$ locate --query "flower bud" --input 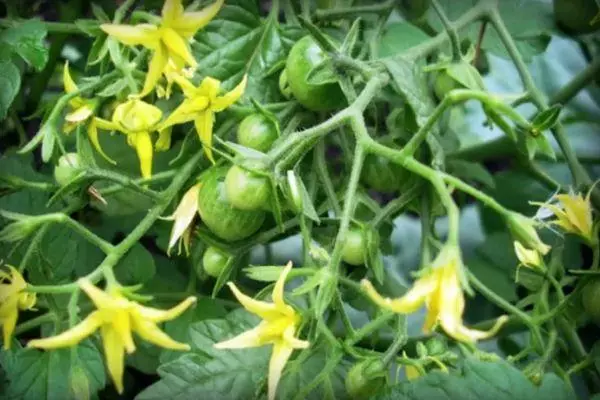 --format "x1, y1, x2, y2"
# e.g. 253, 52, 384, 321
506, 212, 550, 255
54, 153, 84, 187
